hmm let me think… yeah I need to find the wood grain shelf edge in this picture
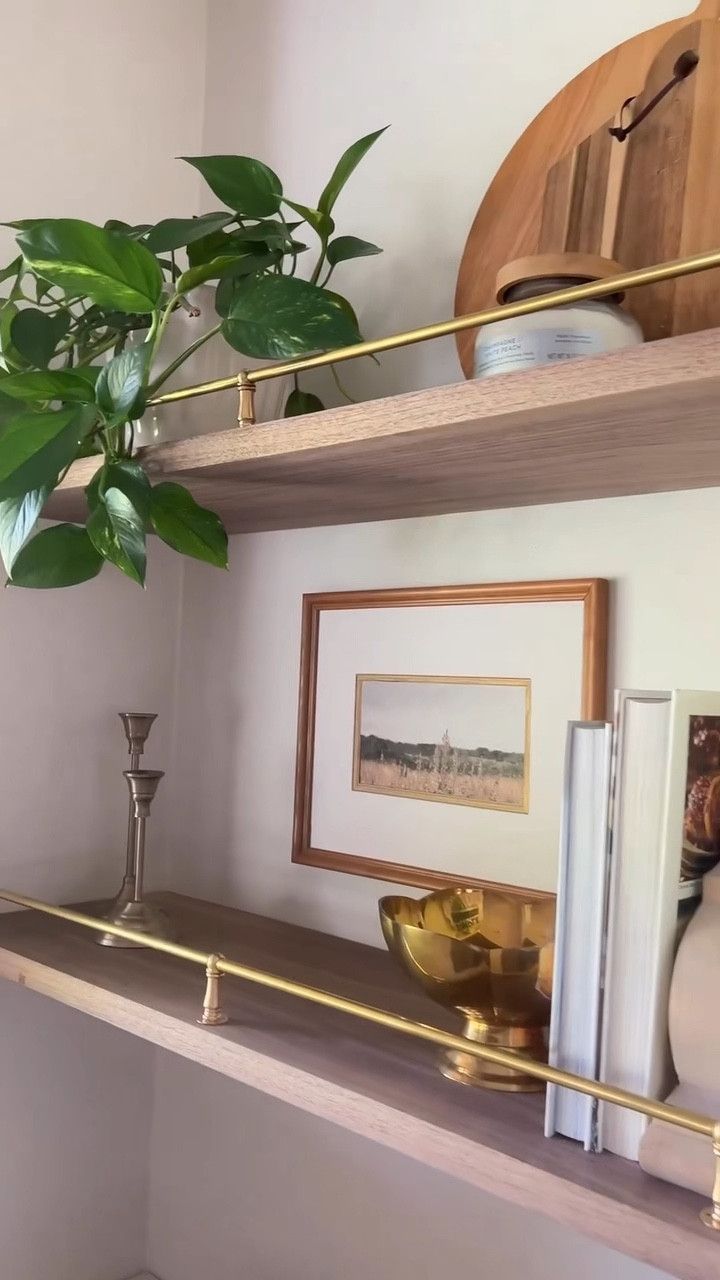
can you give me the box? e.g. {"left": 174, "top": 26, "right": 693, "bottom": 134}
{"left": 44, "top": 327, "right": 720, "bottom": 534}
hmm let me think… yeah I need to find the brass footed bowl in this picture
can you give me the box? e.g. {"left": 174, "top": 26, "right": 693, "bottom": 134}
{"left": 379, "top": 887, "right": 555, "bottom": 1092}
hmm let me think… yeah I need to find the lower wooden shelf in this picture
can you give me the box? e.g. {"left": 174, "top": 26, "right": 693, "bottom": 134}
{"left": 0, "top": 891, "right": 714, "bottom": 1279}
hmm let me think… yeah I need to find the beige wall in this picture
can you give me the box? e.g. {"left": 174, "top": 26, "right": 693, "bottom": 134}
{"left": 202, "top": 0, "right": 684, "bottom": 403}
{"left": 148, "top": 1056, "right": 671, "bottom": 1280}
{"left": 0, "top": 4, "right": 208, "bottom": 1277}
{"left": 0, "top": 0, "right": 207, "bottom": 250}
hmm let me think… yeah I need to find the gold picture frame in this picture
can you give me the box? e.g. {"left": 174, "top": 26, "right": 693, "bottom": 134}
{"left": 292, "top": 578, "right": 608, "bottom": 895}
{"left": 352, "top": 674, "right": 531, "bottom": 813}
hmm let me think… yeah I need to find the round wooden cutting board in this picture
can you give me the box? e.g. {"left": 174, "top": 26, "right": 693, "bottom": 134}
{"left": 455, "top": 1, "right": 720, "bottom": 377}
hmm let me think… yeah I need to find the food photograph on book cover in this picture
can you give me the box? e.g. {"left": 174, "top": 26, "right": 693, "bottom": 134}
{"left": 681, "top": 715, "right": 720, "bottom": 879}
{"left": 293, "top": 579, "right": 608, "bottom": 895}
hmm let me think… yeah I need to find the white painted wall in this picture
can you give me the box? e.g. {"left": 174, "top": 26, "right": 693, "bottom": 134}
{"left": 147, "top": 1056, "right": 671, "bottom": 1280}
{"left": 0, "top": 4, "right": 209, "bottom": 1277}
{"left": 151, "top": 5, "right": 695, "bottom": 1280}
{"left": 0, "top": 0, "right": 207, "bottom": 247}
{"left": 0, "top": 985, "right": 152, "bottom": 1280}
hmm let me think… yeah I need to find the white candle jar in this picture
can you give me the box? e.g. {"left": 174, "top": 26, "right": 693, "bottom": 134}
{"left": 473, "top": 253, "right": 643, "bottom": 379}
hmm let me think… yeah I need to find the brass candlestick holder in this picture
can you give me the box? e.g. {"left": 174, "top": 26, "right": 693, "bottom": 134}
{"left": 97, "top": 768, "right": 174, "bottom": 948}
{"left": 379, "top": 886, "right": 555, "bottom": 1092}
{"left": 107, "top": 712, "right": 157, "bottom": 913}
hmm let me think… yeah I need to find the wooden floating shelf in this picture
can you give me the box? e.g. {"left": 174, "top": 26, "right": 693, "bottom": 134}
{"left": 0, "top": 891, "right": 715, "bottom": 1280}
{"left": 45, "top": 327, "right": 720, "bottom": 535}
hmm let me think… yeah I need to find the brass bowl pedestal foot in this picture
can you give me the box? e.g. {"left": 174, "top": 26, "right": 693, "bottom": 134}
{"left": 379, "top": 887, "right": 555, "bottom": 1093}
{"left": 440, "top": 1017, "right": 547, "bottom": 1092}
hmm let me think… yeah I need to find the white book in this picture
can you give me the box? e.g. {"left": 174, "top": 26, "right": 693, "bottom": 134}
{"left": 597, "top": 690, "right": 718, "bottom": 1160}
{"left": 545, "top": 721, "right": 612, "bottom": 1149}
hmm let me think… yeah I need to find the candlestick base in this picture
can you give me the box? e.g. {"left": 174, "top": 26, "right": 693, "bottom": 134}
{"left": 107, "top": 875, "right": 135, "bottom": 915}
{"left": 96, "top": 898, "right": 175, "bottom": 948}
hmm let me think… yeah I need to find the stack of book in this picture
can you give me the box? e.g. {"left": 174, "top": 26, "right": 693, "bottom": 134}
{"left": 545, "top": 690, "right": 718, "bottom": 1159}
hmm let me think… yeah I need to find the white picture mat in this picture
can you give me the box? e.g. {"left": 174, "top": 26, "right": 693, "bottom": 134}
{"left": 311, "top": 600, "right": 585, "bottom": 892}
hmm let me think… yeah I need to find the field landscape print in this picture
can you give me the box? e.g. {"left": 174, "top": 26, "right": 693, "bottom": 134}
{"left": 353, "top": 675, "right": 530, "bottom": 812}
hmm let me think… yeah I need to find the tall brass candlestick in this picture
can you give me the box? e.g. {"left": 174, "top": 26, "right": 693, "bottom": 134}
{"left": 97, "top": 768, "right": 174, "bottom": 948}
{"left": 104, "top": 712, "right": 157, "bottom": 915}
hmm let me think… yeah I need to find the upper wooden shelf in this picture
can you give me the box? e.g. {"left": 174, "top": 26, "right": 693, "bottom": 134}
{"left": 45, "top": 327, "right": 720, "bottom": 534}
{"left": 0, "top": 891, "right": 715, "bottom": 1280}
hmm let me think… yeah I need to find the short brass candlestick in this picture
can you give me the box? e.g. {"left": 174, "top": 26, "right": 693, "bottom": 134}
{"left": 98, "top": 769, "right": 174, "bottom": 947}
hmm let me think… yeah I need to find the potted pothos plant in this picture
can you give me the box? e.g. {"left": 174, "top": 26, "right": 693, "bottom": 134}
{"left": 0, "top": 127, "right": 386, "bottom": 589}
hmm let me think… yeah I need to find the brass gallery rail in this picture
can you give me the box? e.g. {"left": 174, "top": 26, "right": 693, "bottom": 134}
{"left": 144, "top": 245, "right": 720, "bottom": 426}
{"left": 0, "top": 887, "right": 719, "bottom": 1232}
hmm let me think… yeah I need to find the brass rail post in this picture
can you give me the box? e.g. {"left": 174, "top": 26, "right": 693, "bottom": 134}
{"left": 701, "top": 1122, "right": 720, "bottom": 1231}
{"left": 237, "top": 372, "right": 256, "bottom": 427}
{"left": 197, "top": 952, "right": 229, "bottom": 1026}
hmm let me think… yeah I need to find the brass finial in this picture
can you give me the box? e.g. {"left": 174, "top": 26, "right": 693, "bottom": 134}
{"left": 700, "top": 1120, "right": 720, "bottom": 1230}
{"left": 237, "top": 371, "right": 256, "bottom": 427}
{"left": 197, "top": 953, "right": 229, "bottom": 1026}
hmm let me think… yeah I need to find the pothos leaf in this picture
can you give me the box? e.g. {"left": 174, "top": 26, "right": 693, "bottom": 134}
{"left": 8, "top": 524, "right": 103, "bottom": 588}
{"left": 150, "top": 482, "right": 227, "bottom": 568}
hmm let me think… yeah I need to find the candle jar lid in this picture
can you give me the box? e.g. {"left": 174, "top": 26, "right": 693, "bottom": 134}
{"left": 495, "top": 253, "right": 627, "bottom": 304}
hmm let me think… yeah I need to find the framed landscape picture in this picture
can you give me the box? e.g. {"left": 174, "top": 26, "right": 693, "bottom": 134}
{"left": 353, "top": 674, "right": 531, "bottom": 813}
{"left": 293, "top": 579, "right": 608, "bottom": 896}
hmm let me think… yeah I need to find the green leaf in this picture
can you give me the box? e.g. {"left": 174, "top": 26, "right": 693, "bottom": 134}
{"left": 96, "top": 347, "right": 149, "bottom": 419}
{"left": 85, "top": 467, "right": 101, "bottom": 513}
{"left": 0, "top": 405, "right": 95, "bottom": 499}
{"left": 0, "top": 388, "right": 26, "bottom": 423}
{"left": 18, "top": 219, "right": 163, "bottom": 314}
{"left": 222, "top": 275, "right": 361, "bottom": 360}
{"left": 231, "top": 220, "right": 299, "bottom": 248}
{"left": 318, "top": 127, "right": 388, "bottom": 216}
{"left": 323, "top": 288, "right": 360, "bottom": 330}
{"left": 0, "top": 369, "right": 97, "bottom": 404}
{"left": 103, "top": 459, "right": 151, "bottom": 523}
{"left": 103, "top": 220, "right": 152, "bottom": 239}
{"left": 284, "top": 200, "right": 334, "bottom": 243}
{"left": 8, "top": 523, "right": 103, "bottom": 588}
{"left": 0, "top": 257, "right": 22, "bottom": 285}
{"left": 143, "top": 212, "right": 234, "bottom": 254}
{"left": 177, "top": 255, "right": 246, "bottom": 293}
{"left": 186, "top": 226, "right": 290, "bottom": 269}
{"left": 182, "top": 155, "right": 282, "bottom": 217}
{"left": 326, "top": 235, "right": 382, "bottom": 266}
{"left": 88, "top": 485, "right": 146, "bottom": 586}
{"left": 76, "top": 434, "right": 102, "bottom": 459}
{"left": 214, "top": 251, "right": 282, "bottom": 318}
{"left": 284, "top": 389, "right": 325, "bottom": 417}
{"left": 3, "top": 219, "right": 46, "bottom": 231}
{"left": 0, "top": 483, "right": 51, "bottom": 574}
{"left": 0, "top": 302, "right": 24, "bottom": 371}
{"left": 186, "top": 228, "right": 233, "bottom": 268}
{"left": 151, "top": 482, "right": 227, "bottom": 567}
{"left": 10, "top": 309, "right": 69, "bottom": 366}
